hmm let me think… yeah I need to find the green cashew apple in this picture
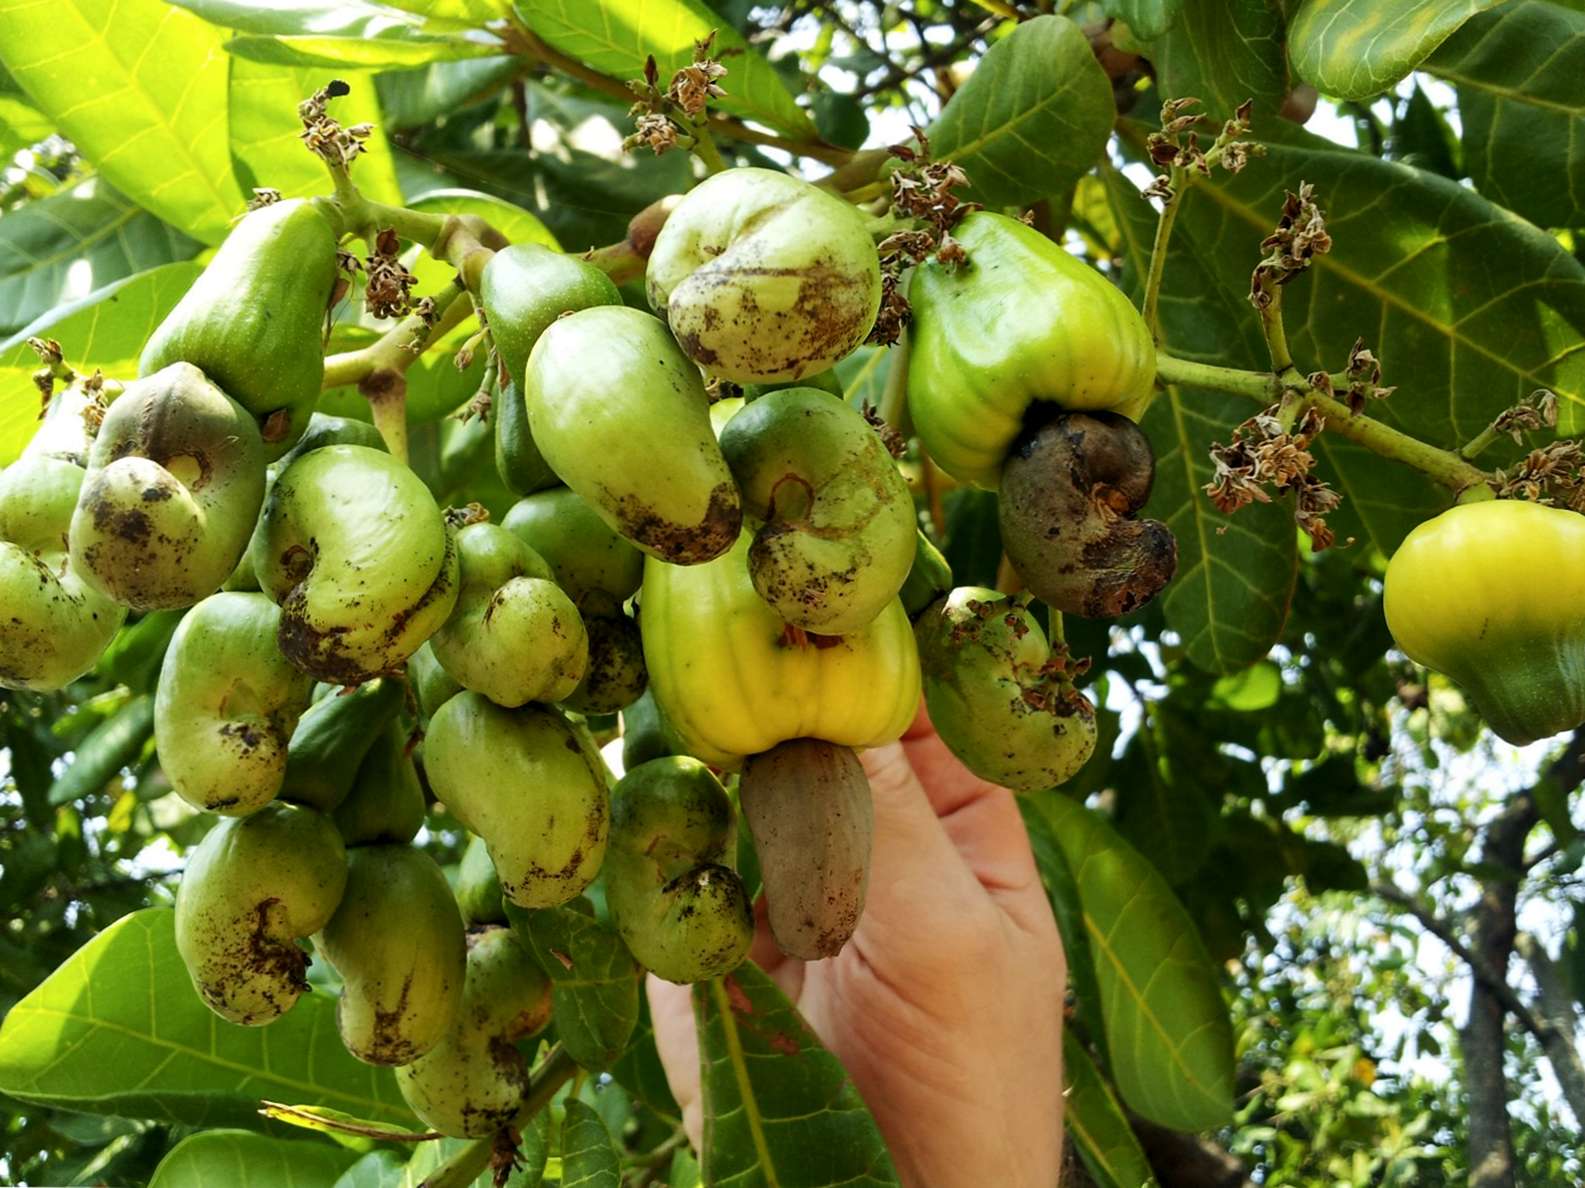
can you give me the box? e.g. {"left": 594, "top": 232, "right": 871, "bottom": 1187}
{"left": 155, "top": 592, "right": 314, "bottom": 814}
{"left": 174, "top": 802, "right": 347, "bottom": 1025}
{"left": 915, "top": 588, "right": 1097, "bottom": 792}
{"left": 430, "top": 522, "right": 587, "bottom": 708}
{"left": 140, "top": 197, "right": 340, "bottom": 456}
{"left": 524, "top": 306, "right": 741, "bottom": 565}
{"left": 25, "top": 377, "right": 99, "bottom": 466}
{"left": 332, "top": 718, "right": 427, "bottom": 846}
{"left": 646, "top": 167, "right": 882, "bottom": 383}
{"left": 408, "top": 640, "right": 462, "bottom": 720}
{"left": 719, "top": 387, "right": 915, "bottom": 634}
{"left": 480, "top": 242, "right": 622, "bottom": 391}
{"left": 907, "top": 210, "right": 1156, "bottom": 487}
{"left": 314, "top": 843, "right": 466, "bottom": 1066}
{"left": 560, "top": 600, "right": 646, "bottom": 715}
{"left": 279, "top": 677, "right": 406, "bottom": 814}
{"left": 621, "top": 688, "right": 683, "bottom": 771}
{"left": 899, "top": 529, "right": 953, "bottom": 619}
{"left": 502, "top": 487, "right": 644, "bottom": 605}
{"left": 455, "top": 834, "right": 507, "bottom": 926}
{"left": 423, "top": 692, "right": 609, "bottom": 908}
{"left": 493, "top": 377, "right": 558, "bottom": 497}
{"left": 606, "top": 757, "right": 753, "bottom": 983}
{"left": 395, "top": 924, "right": 552, "bottom": 1137}
{"left": 1385, "top": 499, "right": 1585, "bottom": 745}
{"left": 640, "top": 529, "right": 920, "bottom": 766}
{"left": 69, "top": 363, "right": 266, "bottom": 611}
{"left": 0, "top": 456, "right": 126, "bottom": 689}
{"left": 252, "top": 445, "right": 459, "bottom": 684}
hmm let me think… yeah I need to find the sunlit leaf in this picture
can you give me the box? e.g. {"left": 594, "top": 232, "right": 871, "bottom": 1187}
{"left": 1145, "top": 0, "right": 1287, "bottom": 119}
{"left": 1288, "top": 0, "right": 1503, "bottom": 101}
{"left": 1063, "top": 1034, "right": 1160, "bottom": 1188}
{"left": 149, "top": 1130, "right": 359, "bottom": 1187}
{"left": 560, "top": 1099, "right": 620, "bottom": 1188}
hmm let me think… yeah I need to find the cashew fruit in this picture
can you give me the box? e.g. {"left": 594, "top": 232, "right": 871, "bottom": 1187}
{"left": 314, "top": 843, "right": 466, "bottom": 1065}
{"left": 25, "top": 377, "right": 98, "bottom": 466}
{"left": 560, "top": 601, "right": 646, "bottom": 715}
{"left": 408, "top": 640, "right": 462, "bottom": 720}
{"left": 155, "top": 592, "right": 314, "bottom": 814}
{"left": 640, "top": 529, "right": 920, "bottom": 766}
{"left": 252, "top": 444, "right": 459, "bottom": 683}
{"left": 140, "top": 197, "right": 340, "bottom": 456}
{"left": 502, "top": 487, "right": 644, "bottom": 605}
{"left": 915, "top": 588, "right": 1097, "bottom": 792}
{"left": 524, "top": 306, "right": 741, "bottom": 565}
{"left": 719, "top": 387, "right": 914, "bottom": 634}
{"left": 395, "top": 924, "right": 553, "bottom": 1137}
{"left": 423, "top": 692, "right": 610, "bottom": 908}
{"left": 280, "top": 677, "right": 406, "bottom": 814}
{"left": 0, "top": 456, "right": 126, "bottom": 690}
{"left": 999, "top": 411, "right": 1176, "bottom": 618}
{"left": 456, "top": 834, "right": 507, "bottom": 926}
{"left": 621, "top": 687, "right": 682, "bottom": 771}
{"left": 333, "top": 718, "right": 426, "bottom": 846}
{"left": 739, "top": 739, "right": 872, "bottom": 959}
{"left": 430, "top": 522, "right": 587, "bottom": 708}
{"left": 1384, "top": 499, "right": 1585, "bottom": 745}
{"left": 907, "top": 211, "right": 1156, "bottom": 488}
{"left": 69, "top": 363, "right": 266, "bottom": 611}
{"left": 174, "top": 802, "right": 347, "bottom": 1025}
{"left": 606, "top": 757, "right": 753, "bottom": 983}
{"left": 646, "top": 168, "right": 881, "bottom": 383}
{"left": 493, "top": 376, "right": 558, "bottom": 497}
{"left": 481, "top": 242, "right": 622, "bottom": 392}
{"left": 899, "top": 529, "right": 953, "bottom": 619}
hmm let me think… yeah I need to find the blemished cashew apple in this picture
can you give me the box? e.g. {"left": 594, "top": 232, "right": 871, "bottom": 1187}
{"left": 69, "top": 363, "right": 266, "bottom": 611}
{"left": 639, "top": 528, "right": 920, "bottom": 767}
{"left": 0, "top": 455, "right": 126, "bottom": 690}
{"left": 718, "top": 388, "right": 915, "bottom": 635}
{"left": 430, "top": 522, "right": 587, "bottom": 708}
{"left": 154, "top": 592, "right": 314, "bottom": 815}
{"left": 646, "top": 167, "right": 882, "bottom": 383}
{"left": 560, "top": 599, "right": 647, "bottom": 715}
{"left": 605, "top": 757, "right": 754, "bottom": 983}
{"left": 422, "top": 691, "right": 610, "bottom": 908}
{"left": 395, "top": 925, "right": 552, "bottom": 1137}
{"left": 313, "top": 843, "right": 466, "bottom": 1066}
{"left": 140, "top": 197, "right": 341, "bottom": 457}
{"left": 523, "top": 305, "right": 741, "bottom": 565}
{"left": 502, "top": 487, "right": 644, "bottom": 606}
{"left": 915, "top": 588, "right": 1097, "bottom": 792}
{"left": 174, "top": 802, "right": 347, "bottom": 1026}
{"left": 251, "top": 445, "right": 459, "bottom": 684}
{"left": 1384, "top": 498, "right": 1585, "bottom": 746}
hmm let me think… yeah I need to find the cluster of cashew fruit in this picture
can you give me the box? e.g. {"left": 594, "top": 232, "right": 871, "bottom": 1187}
{"left": 0, "top": 164, "right": 1179, "bottom": 1137}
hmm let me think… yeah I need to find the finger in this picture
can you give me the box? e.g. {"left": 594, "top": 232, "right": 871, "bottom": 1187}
{"left": 748, "top": 894, "right": 806, "bottom": 1001}
{"left": 646, "top": 976, "right": 703, "bottom": 1149}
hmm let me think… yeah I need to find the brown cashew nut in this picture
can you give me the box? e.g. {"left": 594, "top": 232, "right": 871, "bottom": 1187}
{"left": 998, "top": 410, "right": 1177, "bottom": 619}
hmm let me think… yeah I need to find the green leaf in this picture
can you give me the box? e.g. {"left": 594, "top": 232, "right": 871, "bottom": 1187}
{"left": 928, "top": 15, "right": 1114, "bottom": 207}
{"left": 1021, "top": 801, "right": 1107, "bottom": 1061}
{"left": 1102, "top": 0, "right": 1183, "bottom": 40}
{"left": 0, "top": 908, "right": 417, "bottom": 1126}
{"left": 692, "top": 964, "right": 898, "bottom": 1187}
{"left": 1033, "top": 795, "right": 1236, "bottom": 1131}
{"left": 381, "top": 0, "right": 513, "bottom": 21}
{"left": 150, "top": 1130, "right": 359, "bottom": 1187}
{"left": 512, "top": 0, "right": 816, "bottom": 138}
{"left": 608, "top": 994, "right": 682, "bottom": 1122}
{"left": 0, "top": 0, "right": 248, "bottom": 244}
{"left": 375, "top": 57, "right": 521, "bottom": 129}
{"left": 229, "top": 62, "right": 403, "bottom": 206}
{"left": 506, "top": 899, "right": 640, "bottom": 1070}
{"left": 0, "top": 177, "right": 201, "bottom": 339}
{"left": 1144, "top": 0, "right": 1287, "bottom": 120}
{"left": 1288, "top": 0, "right": 1503, "bottom": 101}
{"left": 0, "top": 260, "right": 203, "bottom": 466}
{"left": 1110, "top": 719, "right": 1216, "bottom": 884}
{"left": 560, "top": 1099, "right": 621, "bottom": 1188}
{"left": 47, "top": 694, "right": 154, "bottom": 806}
{"left": 1430, "top": 0, "right": 1585, "bottom": 229}
{"left": 224, "top": 32, "right": 501, "bottom": 70}
{"left": 1063, "top": 1034, "right": 1160, "bottom": 1188}
{"left": 0, "top": 91, "right": 51, "bottom": 157}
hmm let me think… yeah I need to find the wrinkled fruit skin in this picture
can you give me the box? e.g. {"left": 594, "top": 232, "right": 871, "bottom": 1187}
{"left": 314, "top": 844, "right": 466, "bottom": 1066}
{"left": 647, "top": 167, "right": 882, "bottom": 383}
{"left": 332, "top": 717, "right": 427, "bottom": 846}
{"left": 423, "top": 692, "right": 610, "bottom": 908}
{"left": 431, "top": 523, "right": 587, "bottom": 708}
{"left": 395, "top": 925, "right": 552, "bottom": 1137}
{"left": 174, "top": 802, "right": 347, "bottom": 1026}
{"left": 140, "top": 197, "right": 340, "bottom": 457}
{"left": 641, "top": 529, "right": 919, "bottom": 766}
{"left": 606, "top": 757, "right": 753, "bottom": 983}
{"left": 719, "top": 388, "right": 915, "bottom": 634}
{"left": 280, "top": 677, "right": 405, "bottom": 814}
{"left": 999, "top": 411, "right": 1176, "bottom": 619}
{"left": 560, "top": 603, "right": 647, "bottom": 715}
{"left": 503, "top": 487, "right": 644, "bottom": 605}
{"left": 481, "top": 242, "right": 622, "bottom": 392}
{"left": 70, "top": 363, "right": 266, "bottom": 611}
{"left": 0, "top": 456, "right": 126, "bottom": 689}
{"left": 907, "top": 210, "right": 1156, "bottom": 488}
{"left": 915, "top": 588, "right": 1097, "bottom": 792}
{"left": 1385, "top": 499, "right": 1585, "bottom": 745}
{"left": 155, "top": 592, "right": 314, "bottom": 814}
{"left": 253, "top": 445, "right": 459, "bottom": 684}
{"left": 740, "top": 739, "right": 872, "bottom": 959}
{"left": 525, "top": 306, "right": 741, "bottom": 565}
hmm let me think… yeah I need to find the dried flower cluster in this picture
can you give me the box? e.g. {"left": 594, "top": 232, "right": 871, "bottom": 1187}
{"left": 364, "top": 227, "right": 417, "bottom": 320}
{"left": 1250, "top": 183, "right": 1332, "bottom": 310}
{"left": 1489, "top": 389, "right": 1560, "bottom": 446}
{"left": 1142, "top": 97, "right": 1259, "bottom": 202}
{"left": 27, "top": 336, "right": 68, "bottom": 404}
{"left": 1206, "top": 405, "right": 1344, "bottom": 549}
{"left": 623, "top": 35, "right": 729, "bottom": 155}
{"left": 248, "top": 187, "right": 282, "bottom": 210}
{"left": 1494, "top": 436, "right": 1585, "bottom": 509}
{"left": 299, "top": 80, "right": 372, "bottom": 171}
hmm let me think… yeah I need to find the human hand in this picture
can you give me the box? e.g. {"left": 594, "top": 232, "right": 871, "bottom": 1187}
{"left": 647, "top": 705, "right": 1067, "bottom": 1187}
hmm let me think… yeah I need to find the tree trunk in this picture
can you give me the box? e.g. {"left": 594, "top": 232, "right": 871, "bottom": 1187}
{"left": 1515, "top": 931, "right": 1585, "bottom": 1128}
{"left": 1130, "top": 1117, "right": 1252, "bottom": 1188}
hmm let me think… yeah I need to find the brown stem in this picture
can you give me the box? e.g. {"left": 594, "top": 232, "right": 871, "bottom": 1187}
{"left": 1130, "top": 1115, "right": 1253, "bottom": 1188}
{"left": 1514, "top": 932, "right": 1585, "bottom": 1128}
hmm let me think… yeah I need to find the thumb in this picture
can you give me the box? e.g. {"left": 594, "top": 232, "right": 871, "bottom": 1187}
{"left": 646, "top": 975, "right": 703, "bottom": 1149}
